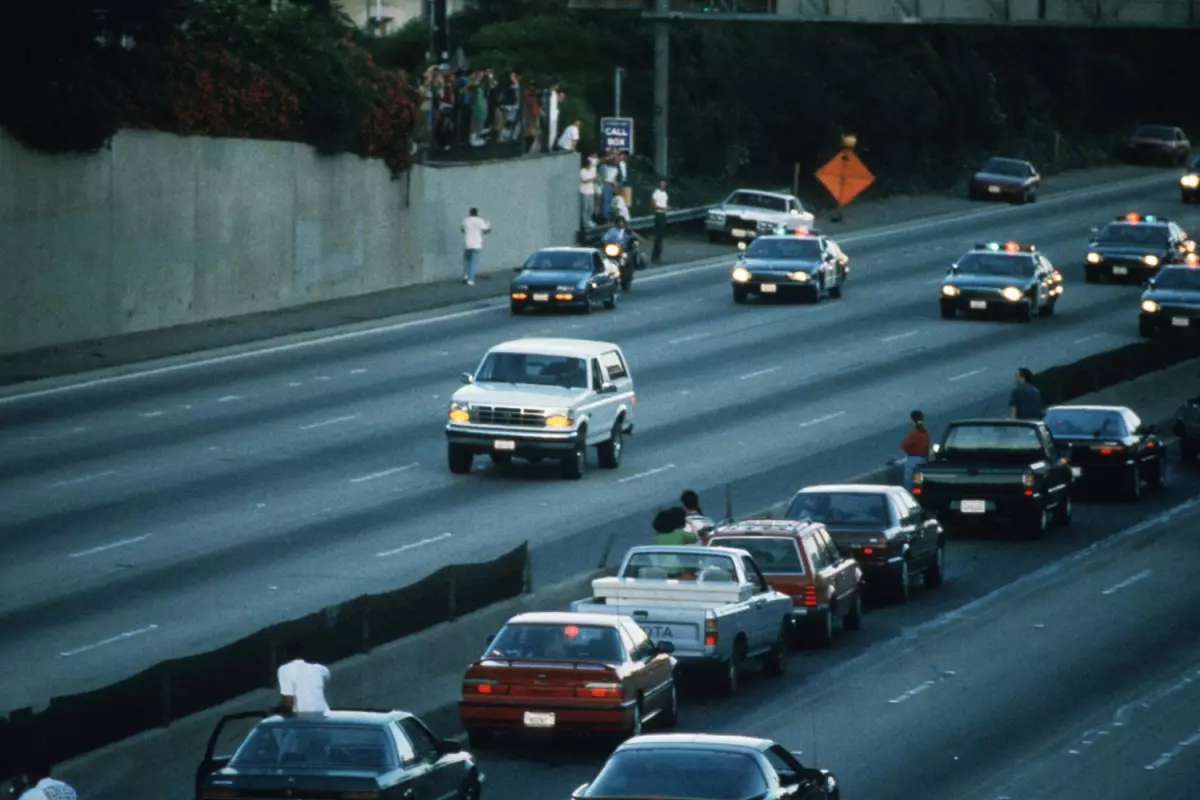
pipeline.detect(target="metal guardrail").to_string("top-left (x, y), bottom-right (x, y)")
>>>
top-left (590, 185), bottom-right (793, 235)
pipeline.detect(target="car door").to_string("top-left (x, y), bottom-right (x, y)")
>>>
top-left (816, 529), bottom-right (856, 604)
top-left (764, 745), bottom-right (826, 799)
top-left (395, 717), bottom-right (462, 800)
top-left (1121, 408), bottom-right (1156, 469)
top-left (800, 533), bottom-right (836, 613)
top-left (592, 251), bottom-right (616, 294)
top-left (600, 349), bottom-right (634, 423)
top-left (1034, 424), bottom-right (1071, 497)
top-left (896, 490), bottom-right (937, 566)
top-left (619, 619), bottom-right (674, 714)
top-left (387, 722), bottom-right (441, 800)
top-left (888, 492), bottom-right (925, 566)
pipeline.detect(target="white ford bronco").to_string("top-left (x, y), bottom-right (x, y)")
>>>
top-left (444, 338), bottom-right (636, 479)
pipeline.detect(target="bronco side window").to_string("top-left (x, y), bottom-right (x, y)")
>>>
top-left (590, 359), bottom-right (604, 389)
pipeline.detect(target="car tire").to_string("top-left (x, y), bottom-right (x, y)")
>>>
top-left (597, 420), bottom-right (624, 469)
top-left (829, 275), bottom-right (843, 299)
top-left (1039, 298), bottom-right (1055, 317)
top-left (924, 544), bottom-right (946, 589)
top-left (1085, 268), bottom-right (1098, 284)
top-left (448, 444), bottom-right (473, 475)
top-left (458, 771), bottom-right (482, 800)
top-left (892, 560), bottom-right (911, 604)
top-left (659, 681), bottom-right (679, 728)
top-left (561, 436), bottom-right (586, 480)
top-left (510, 302), bottom-right (524, 315)
top-left (1139, 318), bottom-right (1155, 338)
top-left (842, 592), bottom-right (863, 631)
top-left (940, 303), bottom-right (956, 320)
top-left (715, 644), bottom-right (743, 697)
top-left (762, 621), bottom-right (790, 676)
top-left (708, 232), bottom-right (724, 244)
top-left (1125, 465), bottom-right (1142, 501)
top-left (581, 291), bottom-right (595, 314)
top-left (603, 290), bottom-right (618, 310)
top-left (1019, 189), bottom-right (1030, 205)
top-left (1027, 507), bottom-right (1049, 539)
top-left (1028, 189), bottom-right (1038, 203)
top-left (490, 452), bottom-right (512, 466)
top-left (812, 608), bottom-right (835, 648)
top-left (1053, 494), bottom-right (1072, 526)
top-left (733, 286), bottom-right (749, 304)
top-left (1147, 456), bottom-right (1166, 490)
top-left (1018, 300), bottom-right (1034, 323)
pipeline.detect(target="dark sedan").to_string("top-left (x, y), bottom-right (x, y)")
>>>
top-left (1140, 260), bottom-right (1200, 336)
top-left (940, 242), bottom-right (1063, 322)
top-left (571, 733), bottom-right (840, 800)
top-left (195, 710), bottom-right (482, 800)
top-left (968, 157), bottom-right (1040, 204)
top-left (510, 247), bottom-right (619, 315)
top-left (1181, 153), bottom-right (1200, 203)
top-left (1085, 213), bottom-right (1194, 283)
top-left (1120, 124), bottom-right (1191, 165)
top-left (731, 234), bottom-right (847, 304)
top-left (1044, 405), bottom-right (1166, 500)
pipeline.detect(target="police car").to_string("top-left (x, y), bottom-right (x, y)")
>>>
top-left (1084, 212), bottom-right (1194, 283)
top-left (731, 229), bottom-right (849, 304)
top-left (1139, 253), bottom-right (1200, 337)
top-left (940, 241), bottom-right (1064, 322)
top-left (1181, 154), bottom-right (1200, 203)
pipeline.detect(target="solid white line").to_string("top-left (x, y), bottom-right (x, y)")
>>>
top-left (376, 532), bottom-right (453, 558)
top-left (1101, 568), bottom-right (1153, 596)
top-left (739, 366), bottom-right (781, 380)
top-left (59, 624), bottom-right (159, 657)
top-left (350, 463), bottom-right (419, 484)
top-left (139, 410), bottom-right (164, 418)
top-left (287, 381), bottom-right (302, 387)
top-left (68, 534), bottom-right (153, 559)
top-left (47, 470), bottom-right (116, 489)
top-left (618, 464), bottom-right (676, 484)
top-left (298, 414), bottom-right (360, 431)
top-left (0, 172), bottom-right (1170, 405)
top-left (949, 367), bottom-right (988, 382)
top-left (218, 395), bottom-right (242, 402)
top-left (799, 411), bottom-right (846, 428)
top-left (668, 332), bottom-right (712, 345)
top-left (882, 329), bottom-right (919, 343)
top-left (1074, 333), bottom-right (1105, 344)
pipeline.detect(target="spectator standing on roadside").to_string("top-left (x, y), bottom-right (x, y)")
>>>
top-left (544, 82), bottom-right (562, 151)
top-left (557, 118), bottom-right (581, 152)
top-left (899, 410), bottom-right (931, 490)
top-left (461, 207), bottom-right (492, 286)
top-left (277, 641), bottom-right (331, 714)
top-left (1009, 368), bottom-right (1044, 420)
top-left (579, 154), bottom-right (598, 232)
top-left (651, 180), bottom-right (670, 264)
top-left (499, 71), bottom-right (521, 143)
top-left (523, 80), bottom-right (542, 153)
top-left (597, 151), bottom-right (618, 221)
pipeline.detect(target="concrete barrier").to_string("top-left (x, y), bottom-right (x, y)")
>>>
top-left (0, 129), bottom-right (578, 355)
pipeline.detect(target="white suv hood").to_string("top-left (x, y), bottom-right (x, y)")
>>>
top-left (453, 382), bottom-right (590, 408)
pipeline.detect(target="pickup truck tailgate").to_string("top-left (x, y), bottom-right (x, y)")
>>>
top-left (921, 467), bottom-right (1030, 498)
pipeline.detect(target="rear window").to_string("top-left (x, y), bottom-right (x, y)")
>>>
top-left (1133, 125), bottom-right (1175, 140)
top-left (707, 536), bottom-right (803, 574)
top-left (621, 551), bottom-right (738, 582)
top-left (231, 724), bottom-right (392, 770)
top-left (785, 492), bottom-right (891, 526)
top-left (980, 158), bottom-right (1027, 177)
top-left (943, 425), bottom-right (1042, 452)
top-left (485, 623), bottom-right (623, 662)
top-left (587, 749), bottom-right (768, 799)
top-left (1044, 409), bottom-right (1127, 438)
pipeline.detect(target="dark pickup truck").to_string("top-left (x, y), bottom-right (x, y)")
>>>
top-left (911, 419), bottom-right (1075, 538)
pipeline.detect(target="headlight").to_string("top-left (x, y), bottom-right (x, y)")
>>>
top-left (788, 270), bottom-right (810, 282)
top-left (544, 408), bottom-right (572, 427)
top-left (709, 211), bottom-right (725, 221)
top-left (1182, 174), bottom-right (1200, 189)
top-left (1142, 299), bottom-right (1160, 313)
top-left (1143, 254), bottom-right (1160, 266)
top-left (448, 403), bottom-right (470, 422)
top-left (941, 285), bottom-right (960, 297)
top-left (1000, 286), bottom-right (1024, 302)
top-left (1052, 271), bottom-right (1064, 283)
top-left (603, 243), bottom-right (622, 257)
top-left (1086, 252), bottom-right (1102, 264)
top-left (732, 267), bottom-right (751, 283)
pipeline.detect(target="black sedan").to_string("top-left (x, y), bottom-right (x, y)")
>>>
top-left (968, 156), bottom-right (1040, 204)
top-left (571, 733), bottom-right (840, 800)
top-left (1084, 213), bottom-right (1193, 283)
top-left (1181, 153), bottom-right (1200, 203)
top-left (940, 242), bottom-right (1064, 322)
top-left (510, 247), bottom-right (620, 315)
top-left (195, 710), bottom-right (482, 800)
top-left (731, 234), bottom-right (847, 304)
top-left (1139, 259), bottom-right (1200, 336)
top-left (1044, 405), bottom-right (1166, 500)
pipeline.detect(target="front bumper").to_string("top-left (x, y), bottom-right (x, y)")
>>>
top-left (446, 423), bottom-right (580, 456)
top-left (511, 290), bottom-right (589, 309)
top-left (1141, 310), bottom-right (1200, 333)
top-left (1085, 260), bottom-right (1158, 281)
top-left (941, 295), bottom-right (1031, 316)
top-left (734, 279), bottom-right (817, 297)
top-left (972, 181), bottom-right (1025, 200)
top-left (460, 699), bottom-right (634, 734)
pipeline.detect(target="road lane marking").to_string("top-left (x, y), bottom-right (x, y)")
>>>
top-left (47, 470), bottom-right (117, 489)
top-left (948, 367), bottom-right (988, 382)
top-left (350, 463), bottom-right (419, 483)
top-left (315, 376), bottom-right (331, 381)
top-left (1074, 333), bottom-right (1105, 344)
top-left (888, 670), bottom-right (957, 704)
top-left (376, 532), bottom-right (453, 558)
top-left (1, 172), bottom-right (1171, 405)
top-left (882, 329), bottom-right (919, 342)
top-left (739, 366), bottom-right (781, 380)
top-left (619, 464), bottom-right (676, 484)
top-left (350, 368), bottom-right (367, 375)
top-left (68, 534), bottom-right (153, 559)
top-left (298, 414), bottom-right (360, 431)
top-left (799, 411), bottom-right (846, 428)
top-left (287, 381), bottom-right (302, 387)
top-left (1145, 727), bottom-right (1200, 771)
top-left (58, 624), bottom-right (159, 657)
top-left (218, 395), bottom-right (242, 402)
top-left (668, 332), bottom-right (711, 344)
top-left (139, 410), bottom-right (165, 418)
top-left (1101, 568), bottom-right (1152, 596)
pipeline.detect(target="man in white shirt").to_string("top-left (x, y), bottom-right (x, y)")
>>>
top-left (277, 641), bottom-right (331, 713)
top-left (578, 155), bottom-right (598, 233)
top-left (460, 207), bottom-right (492, 286)
top-left (597, 152), bottom-right (618, 221)
top-left (611, 192), bottom-right (630, 223)
top-left (556, 118), bottom-right (580, 152)
top-left (15, 757), bottom-right (77, 800)
top-left (545, 82), bottom-right (561, 151)
top-left (651, 180), bottom-right (670, 263)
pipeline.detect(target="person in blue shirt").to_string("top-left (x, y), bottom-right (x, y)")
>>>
top-left (602, 217), bottom-right (638, 248)
top-left (1009, 367), bottom-right (1044, 420)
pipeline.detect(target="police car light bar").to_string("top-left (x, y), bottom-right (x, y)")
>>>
top-left (1187, 253), bottom-right (1199, 267)
top-left (974, 242), bottom-right (1035, 252)
top-left (1120, 212), bottom-right (1165, 223)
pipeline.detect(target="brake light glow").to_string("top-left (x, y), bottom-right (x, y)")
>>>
top-left (564, 625), bottom-right (580, 639)
top-left (802, 584), bottom-right (818, 607)
top-left (465, 681), bottom-right (509, 695)
top-left (1022, 471), bottom-right (1034, 496)
top-left (862, 547), bottom-right (874, 555)
top-left (577, 682), bottom-right (623, 699)
top-left (704, 616), bottom-right (718, 646)
top-left (1188, 253), bottom-right (1199, 267)
top-left (1095, 445), bottom-right (1125, 455)
top-left (911, 471), bottom-right (923, 495)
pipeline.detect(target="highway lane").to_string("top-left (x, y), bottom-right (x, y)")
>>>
top-left (476, 481), bottom-right (1200, 800)
top-left (0, 170), bottom-right (1193, 714)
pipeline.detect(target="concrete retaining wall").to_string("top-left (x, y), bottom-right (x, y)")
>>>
top-left (0, 129), bottom-right (578, 355)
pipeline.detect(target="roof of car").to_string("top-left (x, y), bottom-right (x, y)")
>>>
top-left (711, 519), bottom-right (823, 537)
top-left (798, 484), bottom-right (898, 494)
top-left (529, 246), bottom-right (599, 255)
top-left (949, 418), bottom-right (1045, 426)
top-left (1045, 404), bottom-right (1128, 413)
top-left (488, 338), bottom-right (621, 357)
top-left (751, 234), bottom-right (822, 241)
top-left (259, 710), bottom-right (411, 726)
top-left (628, 544), bottom-right (745, 556)
top-left (983, 156), bottom-right (1031, 166)
top-left (620, 733), bottom-right (771, 751)
top-left (728, 189), bottom-right (792, 200)
top-left (506, 611), bottom-right (624, 627)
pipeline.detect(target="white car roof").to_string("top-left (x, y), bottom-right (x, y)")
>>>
top-left (729, 189), bottom-right (793, 201)
top-left (488, 338), bottom-right (622, 358)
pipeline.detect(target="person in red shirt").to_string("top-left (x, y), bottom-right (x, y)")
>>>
top-left (899, 410), bottom-right (931, 491)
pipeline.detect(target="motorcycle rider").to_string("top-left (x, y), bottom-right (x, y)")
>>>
top-left (602, 217), bottom-right (644, 277)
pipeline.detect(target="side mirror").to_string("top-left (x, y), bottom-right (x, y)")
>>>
top-left (598, 381), bottom-right (617, 394)
top-left (655, 640), bottom-right (676, 654)
top-left (439, 739), bottom-right (463, 754)
top-left (737, 241), bottom-right (747, 251)
top-left (460, 372), bottom-right (474, 385)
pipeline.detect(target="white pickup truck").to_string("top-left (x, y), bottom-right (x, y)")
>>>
top-left (570, 545), bottom-right (794, 695)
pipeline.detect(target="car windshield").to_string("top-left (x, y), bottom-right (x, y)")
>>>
top-left (980, 158), bottom-right (1026, 177)
top-left (1153, 268), bottom-right (1200, 290)
top-left (230, 724), bottom-right (392, 770)
top-left (785, 492), bottom-right (891, 526)
top-left (728, 192), bottom-right (788, 212)
top-left (522, 251), bottom-right (593, 271)
top-left (484, 623), bottom-right (624, 662)
top-left (1044, 409), bottom-right (1127, 438)
top-left (956, 252), bottom-right (1036, 277)
top-left (587, 749), bottom-right (769, 800)
top-left (475, 352), bottom-right (588, 388)
top-left (706, 536), bottom-right (803, 574)
top-left (943, 424), bottom-right (1043, 453)
top-left (621, 551), bottom-right (738, 582)
top-left (745, 238), bottom-right (821, 260)
top-left (1096, 223), bottom-right (1169, 247)
top-left (1133, 125), bottom-right (1175, 140)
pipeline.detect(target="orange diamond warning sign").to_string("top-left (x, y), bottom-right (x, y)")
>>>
top-left (815, 149), bottom-right (875, 207)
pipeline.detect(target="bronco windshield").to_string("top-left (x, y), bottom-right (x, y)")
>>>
top-left (475, 352), bottom-right (588, 388)
top-left (956, 252), bottom-right (1036, 277)
top-left (1096, 223), bottom-right (1169, 247)
top-left (1152, 268), bottom-right (1200, 291)
top-left (484, 623), bottom-right (624, 662)
top-left (1133, 125), bottom-right (1175, 140)
top-left (522, 251), bottom-right (593, 271)
top-left (1044, 408), bottom-right (1127, 439)
top-left (745, 238), bottom-right (821, 260)
top-left (231, 724), bottom-right (393, 770)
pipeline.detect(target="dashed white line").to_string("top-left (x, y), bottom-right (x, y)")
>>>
top-left (68, 534), bottom-right (153, 559)
top-left (350, 369), bottom-right (367, 375)
top-left (287, 382), bottom-right (302, 387)
top-left (882, 329), bottom-right (919, 343)
top-left (218, 395), bottom-right (242, 402)
top-left (72, 426), bottom-right (87, 433)
top-left (299, 414), bottom-right (361, 431)
top-left (1074, 333), bottom-right (1105, 344)
top-left (59, 624), bottom-right (159, 658)
top-left (47, 470), bottom-right (117, 489)
top-left (948, 367), bottom-right (988, 382)
top-left (669, 332), bottom-right (712, 345)
top-left (1101, 568), bottom-right (1152, 596)
top-left (1145, 727), bottom-right (1200, 771)
top-left (799, 411), bottom-right (846, 428)
top-left (350, 463), bottom-right (419, 483)
top-left (888, 670), bottom-right (957, 704)
top-left (739, 366), bottom-right (781, 380)
top-left (376, 532), bottom-right (453, 558)
top-left (139, 410), bottom-right (165, 418)
top-left (315, 376), bottom-right (331, 381)
top-left (619, 464), bottom-right (677, 484)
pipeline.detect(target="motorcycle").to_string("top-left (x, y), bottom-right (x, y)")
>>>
top-left (602, 238), bottom-right (645, 291)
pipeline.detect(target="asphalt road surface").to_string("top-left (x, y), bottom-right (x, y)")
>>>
top-left (1, 169), bottom-right (1193, 714)
top-left (474, 481), bottom-right (1200, 800)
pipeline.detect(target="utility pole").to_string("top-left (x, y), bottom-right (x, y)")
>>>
top-left (614, 67), bottom-right (625, 117)
top-left (652, 0), bottom-right (669, 177)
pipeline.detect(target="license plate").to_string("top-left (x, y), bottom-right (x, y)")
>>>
top-left (761, 284), bottom-right (777, 293)
top-left (970, 300), bottom-right (987, 310)
top-left (494, 440), bottom-right (516, 451)
top-left (641, 625), bottom-right (674, 639)
top-left (1071, 467), bottom-right (1082, 478)
top-left (523, 711), bottom-right (555, 728)
top-left (960, 499), bottom-right (987, 514)
top-left (732, 228), bottom-right (749, 237)
top-left (1173, 317), bottom-right (1189, 327)
top-left (532, 293), bottom-right (549, 302)
top-left (988, 186), bottom-right (1001, 194)
top-left (1112, 266), bottom-right (1128, 275)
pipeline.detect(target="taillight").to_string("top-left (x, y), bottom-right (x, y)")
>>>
top-left (1094, 445), bottom-right (1125, 455)
top-left (704, 617), bottom-right (718, 646)
top-left (1021, 471), bottom-right (1034, 496)
top-left (802, 585), bottom-right (818, 607)
top-left (464, 680), bottom-right (509, 695)
top-left (911, 471), bottom-right (923, 495)
top-left (862, 547), bottom-right (874, 555)
top-left (577, 682), bottom-right (623, 699)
